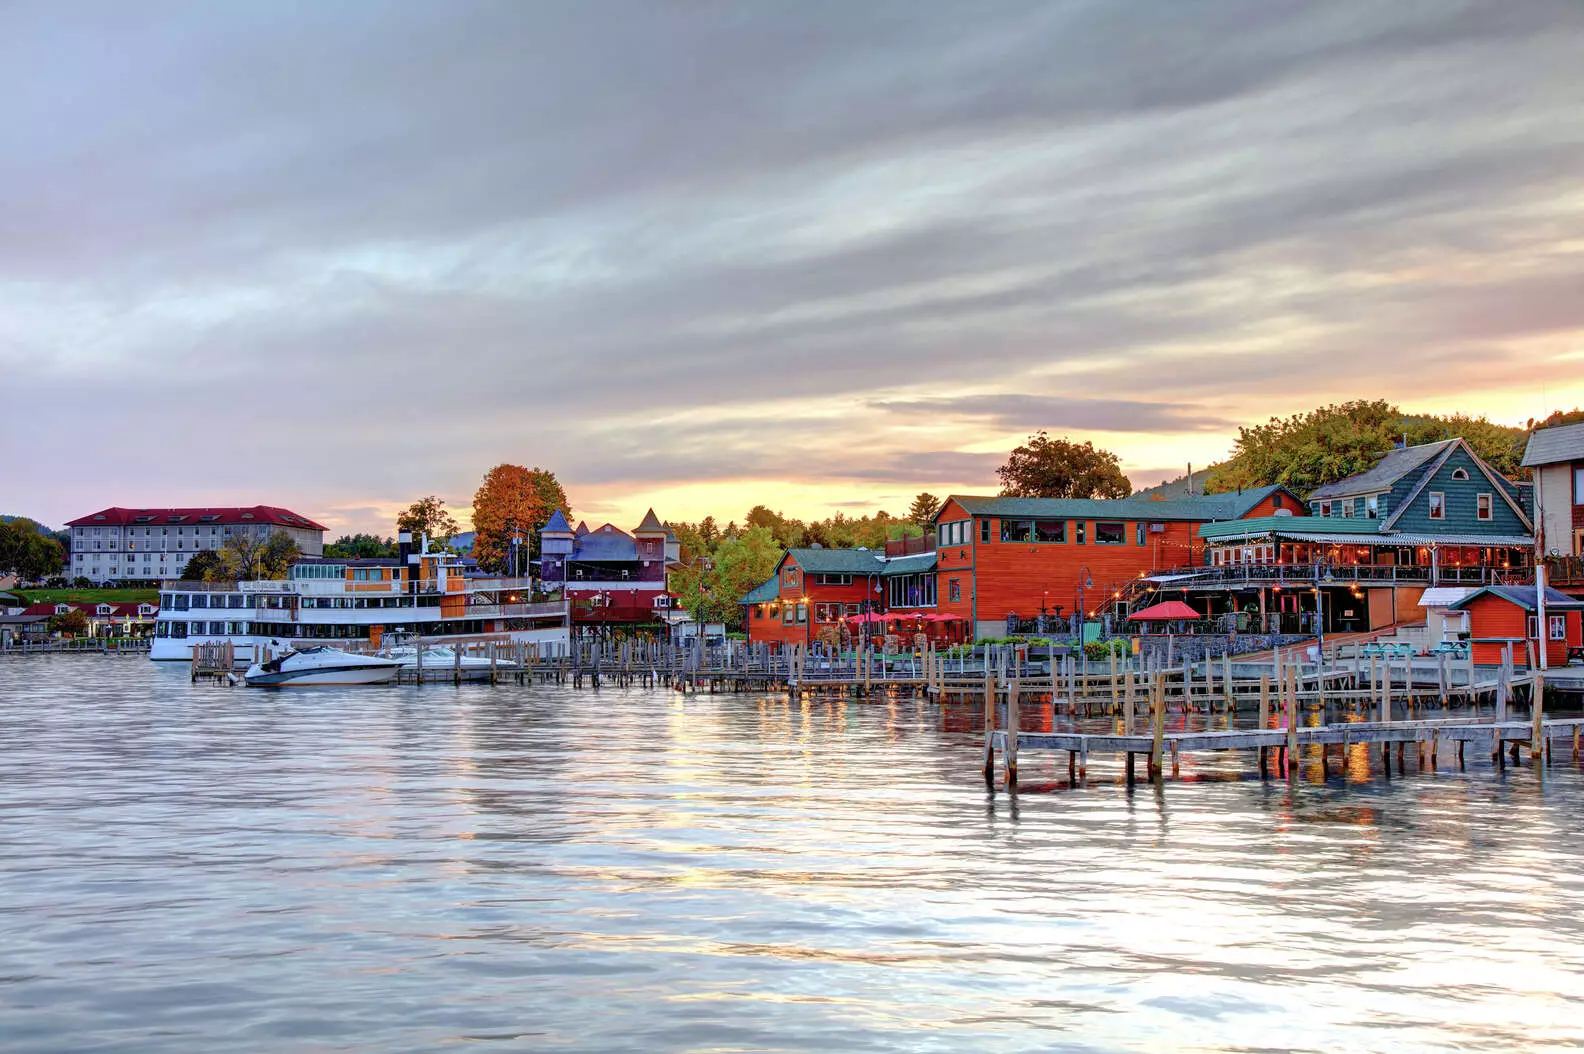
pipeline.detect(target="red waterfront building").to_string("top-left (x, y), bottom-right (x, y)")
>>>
top-left (931, 486), bottom-right (1302, 640)
top-left (1447, 585), bottom-right (1583, 667)
top-left (741, 541), bottom-right (962, 648)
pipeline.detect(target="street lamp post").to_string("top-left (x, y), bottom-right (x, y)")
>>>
top-left (1075, 566), bottom-right (1094, 642)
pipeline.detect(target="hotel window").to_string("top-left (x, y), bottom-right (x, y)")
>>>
top-left (1477, 493), bottom-right (1492, 520)
top-left (1428, 492), bottom-right (1445, 520)
top-left (1034, 519), bottom-right (1066, 543)
top-left (1000, 519), bottom-right (1033, 543)
top-left (948, 578), bottom-right (961, 603)
top-left (979, 519), bottom-right (991, 544)
top-left (1095, 521), bottom-right (1125, 545)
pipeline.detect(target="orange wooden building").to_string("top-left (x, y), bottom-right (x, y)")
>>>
top-left (1448, 585), bottom-right (1584, 667)
top-left (931, 486), bottom-right (1303, 639)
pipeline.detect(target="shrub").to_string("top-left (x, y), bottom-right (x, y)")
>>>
top-left (1083, 639), bottom-right (1127, 661)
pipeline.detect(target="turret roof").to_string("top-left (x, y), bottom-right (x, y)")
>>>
top-left (542, 509), bottom-right (572, 534)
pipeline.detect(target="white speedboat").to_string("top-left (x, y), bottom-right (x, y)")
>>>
top-left (387, 645), bottom-right (518, 671)
top-left (243, 646), bottom-right (402, 687)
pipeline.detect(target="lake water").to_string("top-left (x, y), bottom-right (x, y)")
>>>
top-left (3, 655), bottom-right (1583, 1052)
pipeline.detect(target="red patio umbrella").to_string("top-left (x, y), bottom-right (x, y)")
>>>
top-left (1128, 601), bottom-right (1202, 621)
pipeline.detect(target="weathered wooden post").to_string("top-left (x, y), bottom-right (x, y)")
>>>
top-left (1285, 666), bottom-right (1299, 773)
top-left (1531, 673), bottom-right (1545, 764)
top-left (1005, 678), bottom-right (1020, 788)
top-left (1109, 650), bottom-right (1120, 714)
top-left (1123, 669), bottom-right (1135, 734)
top-left (1149, 676), bottom-right (1166, 779)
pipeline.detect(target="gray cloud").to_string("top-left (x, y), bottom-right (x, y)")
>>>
top-left (4, 1), bottom-right (1583, 530)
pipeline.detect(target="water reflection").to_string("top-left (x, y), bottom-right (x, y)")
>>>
top-left (1, 655), bottom-right (1582, 1053)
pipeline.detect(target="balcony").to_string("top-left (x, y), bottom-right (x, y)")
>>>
top-left (1544, 555), bottom-right (1584, 587)
top-left (1168, 562), bottom-right (1511, 588)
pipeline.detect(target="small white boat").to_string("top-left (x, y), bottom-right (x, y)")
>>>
top-left (386, 645), bottom-right (516, 671)
top-left (243, 646), bottom-right (402, 687)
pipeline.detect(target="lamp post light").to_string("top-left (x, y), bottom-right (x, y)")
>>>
top-left (1075, 566), bottom-right (1094, 642)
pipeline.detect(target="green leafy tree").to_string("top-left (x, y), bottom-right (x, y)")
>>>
top-left (908, 492), bottom-right (942, 527)
top-left (1206, 400), bottom-right (1529, 494)
top-left (996, 432), bottom-right (1131, 499)
top-left (744, 506), bottom-right (806, 548)
top-left (324, 533), bottom-right (396, 558)
top-left (48, 608), bottom-right (89, 637)
top-left (0, 518), bottom-right (65, 582)
top-left (179, 550), bottom-right (225, 581)
top-left (1530, 408), bottom-right (1584, 430)
top-left (213, 530), bottom-right (299, 581)
top-left (395, 496), bottom-right (460, 548)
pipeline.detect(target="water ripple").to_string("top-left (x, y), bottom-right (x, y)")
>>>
top-left (2, 655), bottom-right (1582, 1052)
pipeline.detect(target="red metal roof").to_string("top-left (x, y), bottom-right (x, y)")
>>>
top-left (66, 506), bottom-right (328, 531)
top-left (22, 601), bottom-right (156, 617)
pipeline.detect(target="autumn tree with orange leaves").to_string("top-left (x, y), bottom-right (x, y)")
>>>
top-left (470, 464), bottom-right (571, 575)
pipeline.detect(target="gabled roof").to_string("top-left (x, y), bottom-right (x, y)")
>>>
top-left (1307, 441), bottom-right (1454, 500)
top-left (943, 485), bottom-right (1297, 523)
top-left (574, 521), bottom-right (590, 536)
top-left (634, 508), bottom-right (666, 534)
top-left (570, 524), bottom-right (636, 562)
top-left (541, 509), bottom-right (572, 534)
top-left (66, 505), bottom-right (328, 531)
top-left (1522, 422), bottom-right (1584, 468)
top-left (1449, 585), bottom-right (1584, 612)
top-left (1378, 438), bottom-right (1530, 533)
top-left (740, 578), bottom-right (779, 604)
top-left (781, 547), bottom-right (887, 575)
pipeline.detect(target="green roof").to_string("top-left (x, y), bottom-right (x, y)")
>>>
top-left (946, 485), bottom-right (1293, 523)
top-left (739, 577), bottom-right (779, 605)
top-left (1199, 516), bottom-right (1384, 541)
top-left (879, 552), bottom-right (937, 576)
top-left (782, 548), bottom-right (887, 574)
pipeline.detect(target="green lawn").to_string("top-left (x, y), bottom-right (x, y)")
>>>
top-left (15, 588), bottom-right (161, 605)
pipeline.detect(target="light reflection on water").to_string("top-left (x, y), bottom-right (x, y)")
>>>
top-left (2, 655), bottom-right (1582, 1052)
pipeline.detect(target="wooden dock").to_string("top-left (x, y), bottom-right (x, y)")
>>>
top-left (979, 665), bottom-right (1581, 790)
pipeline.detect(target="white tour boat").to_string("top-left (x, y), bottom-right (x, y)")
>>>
top-left (150, 532), bottom-right (570, 663)
top-left (243, 646), bottom-right (402, 687)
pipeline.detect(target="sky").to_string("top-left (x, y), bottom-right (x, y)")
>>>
top-left (3, 1), bottom-right (1583, 537)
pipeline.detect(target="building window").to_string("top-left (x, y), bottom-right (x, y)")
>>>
top-left (1428, 492), bottom-right (1445, 520)
top-left (781, 604), bottom-right (794, 625)
top-left (1137, 522), bottom-right (1145, 546)
top-left (1451, 468), bottom-right (1470, 481)
top-left (1477, 493), bottom-right (1492, 520)
top-left (1550, 615), bottom-right (1566, 641)
top-left (1319, 501), bottom-right (1332, 517)
top-left (1076, 522), bottom-right (1086, 544)
top-left (1341, 500), bottom-right (1354, 518)
top-left (1095, 521), bottom-right (1125, 545)
top-left (1274, 493), bottom-right (1284, 509)
top-left (948, 578), bottom-right (961, 603)
top-left (753, 606), bottom-right (763, 620)
top-left (1367, 495), bottom-right (1379, 518)
top-left (1034, 520), bottom-right (1066, 543)
top-left (1000, 519), bottom-right (1033, 543)
top-left (796, 603), bottom-right (807, 625)
top-left (813, 573), bottom-right (852, 586)
top-left (979, 519), bottom-right (991, 544)
top-left (1574, 466), bottom-right (1584, 505)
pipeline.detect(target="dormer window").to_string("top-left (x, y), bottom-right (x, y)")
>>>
top-left (55, 604), bottom-right (70, 614)
top-left (97, 604), bottom-right (112, 615)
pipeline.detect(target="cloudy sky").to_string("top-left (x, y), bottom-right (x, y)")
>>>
top-left (4, 1), bottom-right (1583, 535)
